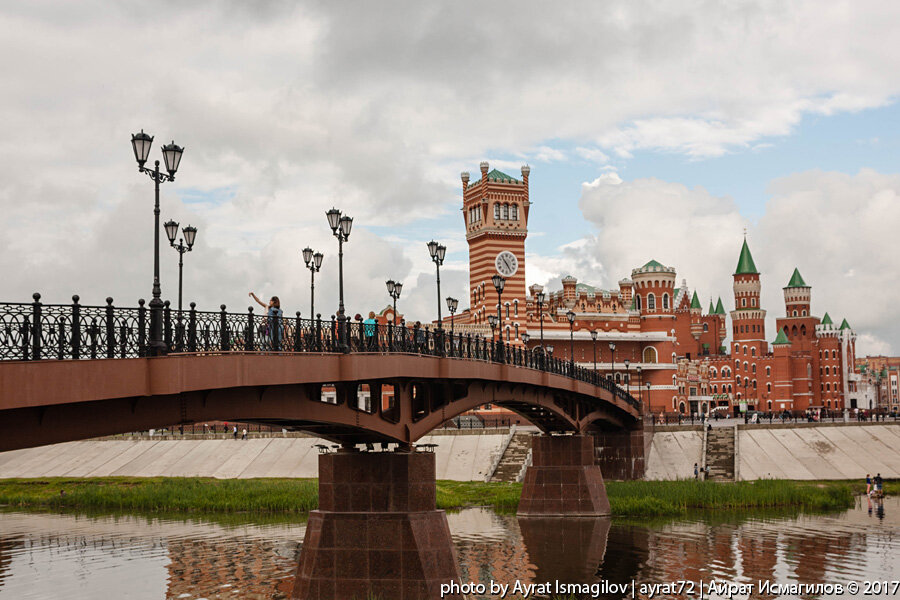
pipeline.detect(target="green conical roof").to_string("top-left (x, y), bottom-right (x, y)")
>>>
top-left (821, 312), bottom-right (833, 326)
top-left (641, 259), bottom-right (665, 269)
top-left (708, 299), bottom-right (716, 314)
top-left (773, 329), bottom-right (791, 345)
top-left (485, 169), bottom-right (519, 183)
top-left (715, 297), bottom-right (726, 315)
top-left (735, 238), bottom-right (759, 275)
top-left (629, 297), bottom-right (636, 310)
top-left (690, 291), bottom-right (702, 309)
top-left (786, 267), bottom-right (807, 288)
top-left (840, 318), bottom-right (851, 330)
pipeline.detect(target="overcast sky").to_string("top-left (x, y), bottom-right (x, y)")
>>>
top-left (2, 1), bottom-right (900, 355)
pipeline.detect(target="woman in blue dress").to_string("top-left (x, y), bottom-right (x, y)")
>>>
top-left (250, 292), bottom-right (283, 350)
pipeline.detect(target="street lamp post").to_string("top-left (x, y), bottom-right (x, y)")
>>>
top-left (427, 240), bottom-right (447, 326)
top-left (163, 220), bottom-right (197, 350)
top-left (590, 329), bottom-right (598, 375)
top-left (609, 342), bottom-right (617, 384)
top-left (623, 359), bottom-right (631, 392)
top-left (646, 381), bottom-right (651, 414)
top-left (521, 332), bottom-right (530, 363)
top-left (487, 314), bottom-right (498, 361)
top-left (566, 310), bottom-right (576, 374)
top-left (326, 208), bottom-right (353, 352)
top-left (302, 247), bottom-right (324, 320)
top-left (446, 296), bottom-right (459, 335)
top-left (492, 275), bottom-right (506, 361)
top-left (535, 291), bottom-right (546, 352)
top-left (131, 130), bottom-right (184, 356)
top-left (386, 279), bottom-right (403, 348)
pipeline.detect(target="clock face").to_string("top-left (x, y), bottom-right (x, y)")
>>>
top-left (495, 250), bottom-right (518, 277)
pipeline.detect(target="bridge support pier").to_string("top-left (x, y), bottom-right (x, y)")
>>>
top-left (518, 434), bottom-right (611, 516)
top-left (292, 450), bottom-right (462, 600)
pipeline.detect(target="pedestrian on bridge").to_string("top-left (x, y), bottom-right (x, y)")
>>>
top-left (364, 311), bottom-right (377, 350)
top-left (250, 292), bottom-right (283, 350)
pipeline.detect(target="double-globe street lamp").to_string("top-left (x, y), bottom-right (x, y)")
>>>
top-left (590, 329), bottom-right (598, 377)
top-left (386, 279), bottom-right (403, 346)
top-left (492, 275), bottom-right (506, 358)
top-left (163, 219), bottom-right (197, 349)
top-left (131, 130), bottom-right (184, 356)
top-left (427, 240), bottom-right (447, 327)
top-left (446, 297), bottom-right (459, 336)
top-left (487, 314), bottom-right (498, 360)
top-left (609, 341), bottom-right (617, 384)
top-left (566, 310), bottom-right (576, 374)
top-left (535, 290), bottom-right (546, 352)
top-left (326, 208), bottom-right (353, 352)
top-left (302, 247), bottom-right (324, 319)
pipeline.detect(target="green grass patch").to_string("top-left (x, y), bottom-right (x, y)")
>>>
top-left (0, 477), bottom-right (859, 517)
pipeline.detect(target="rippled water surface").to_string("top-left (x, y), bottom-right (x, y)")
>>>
top-left (0, 496), bottom-right (897, 599)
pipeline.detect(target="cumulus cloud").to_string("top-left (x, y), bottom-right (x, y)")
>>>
top-left (4, 0), bottom-right (900, 337)
top-left (535, 170), bottom-right (900, 355)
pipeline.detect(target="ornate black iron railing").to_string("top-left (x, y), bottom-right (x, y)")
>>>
top-left (0, 294), bottom-right (640, 410)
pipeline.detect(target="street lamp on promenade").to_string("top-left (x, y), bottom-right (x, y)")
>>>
top-left (163, 219), bottom-right (197, 348)
top-left (487, 314), bottom-right (498, 360)
top-left (492, 275), bottom-right (506, 359)
top-left (590, 330), bottom-right (598, 376)
top-left (303, 247), bottom-right (324, 319)
top-left (131, 130), bottom-right (184, 356)
top-left (623, 359), bottom-right (631, 391)
top-left (566, 310), bottom-right (576, 372)
top-left (326, 208), bottom-right (352, 351)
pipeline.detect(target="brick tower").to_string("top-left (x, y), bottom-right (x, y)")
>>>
top-left (730, 238), bottom-right (767, 406)
top-left (462, 162), bottom-right (530, 342)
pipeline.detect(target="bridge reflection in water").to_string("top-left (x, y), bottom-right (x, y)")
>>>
top-left (0, 500), bottom-right (898, 599)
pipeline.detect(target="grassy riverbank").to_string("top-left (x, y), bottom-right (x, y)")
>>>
top-left (0, 477), bottom-right (862, 516)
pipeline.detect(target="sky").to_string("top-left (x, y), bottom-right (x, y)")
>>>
top-left (2, 1), bottom-right (900, 355)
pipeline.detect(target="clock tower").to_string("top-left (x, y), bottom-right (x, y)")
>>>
top-left (462, 161), bottom-right (530, 342)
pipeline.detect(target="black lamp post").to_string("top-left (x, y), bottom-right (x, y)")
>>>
top-left (609, 341), bottom-right (617, 383)
top-left (326, 208), bottom-right (352, 352)
top-left (487, 314), bottom-right (498, 360)
top-left (446, 297), bottom-right (459, 335)
top-left (535, 291), bottom-right (546, 352)
top-left (492, 275), bottom-right (506, 360)
top-left (386, 279), bottom-right (403, 347)
top-left (645, 381), bottom-right (651, 413)
top-left (590, 329), bottom-right (598, 374)
top-left (623, 358), bottom-right (631, 391)
top-left (303, 247), bottom-right (324, 319)
top-left (427, 240), bottom-right (447, 328)
top-left (566, 310), bottom-right (576, 371)
top-left (163, 219), bottom-right (197, 349)
top-left (131, 130), bottom-right (184, 356)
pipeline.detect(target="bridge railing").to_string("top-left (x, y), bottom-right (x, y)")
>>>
top-left (0, 295), bottom-right (641, 411)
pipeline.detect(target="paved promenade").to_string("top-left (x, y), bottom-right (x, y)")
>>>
top-left (645, 422), bottom-right (900, 481)
top-left (0, 432), bottom-right (506, 481)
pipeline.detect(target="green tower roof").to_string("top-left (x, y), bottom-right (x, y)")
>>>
top-left (840, 318), bottom-right (851, 330)
top-left (735, 238), bottom-right (759, 275)
top-left (715, 297), bottom-right (726, 315)
top-left (786, 267), bottom-right (807, 288)
top-left (629, 297), bottom-right (636, 310)
top-left (690, 291), bottom-right (702, 309)
top-left (773, 329), bottom-right (791, 345)
top-left (821, 312), bottom-right (833, 326)
top-left (485, 169), bottom-right (519, 183)
top-left (708, 299), bottom-right (716, 314)
top-left (641, 259), bottom-right (665, 269)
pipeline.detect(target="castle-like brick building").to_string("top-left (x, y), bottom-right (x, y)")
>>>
top-left (454, 162), bottom-right (861, 416)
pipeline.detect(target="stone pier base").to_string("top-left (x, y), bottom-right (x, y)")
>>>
top-left (292, 451), bottom-right (462, 600)
top-left (517, 435), bottom-right (611, 516)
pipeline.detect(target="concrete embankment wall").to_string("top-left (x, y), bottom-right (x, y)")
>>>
top-left (0, 432), bottom-right (506, 481)
top-left (644, 422), bottom-right (900, 481)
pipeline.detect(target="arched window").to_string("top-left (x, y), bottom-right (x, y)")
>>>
top-left (514, 299), bottom-right (519, 316)
top-left (826, 383), bottom-right (831, 392)
top-left (703, 323), bottom-right (709, 332)
top-left (742, 298), bottom-right (747, 307)
top-left (662, 294), bottom-right (669, 309)
top-left (494, 203), bottom-right (500, 220)
top-left (743, 345), bottom-right (748, 356)
top-left (713, 384), bottom-right (718, 393)
top-left (832, 350), bottom-right (837, 358)
top-left (510, 204), bottom-right (518, 220)
top-left (744, 377), bottom-right (749, 388)
top-left (751, 347), bottom-right (756, 357)
top-left (505, 302), bottom-right (510, 319)
top-left (792, 310), bottom-right (798, 316)
top-left (710, 367), bottom-right (717, 377)
top-left (672, 375), bottom-right (677, 385)
top-left (728, 384), bottom-right (732, 393)
top-left (802, 309), bottom-right (807, 316)
top-left (767, 383), bottom-right (771, 393)
top-left (801, 325), bottom-right (807, 336)
top-left (743, 361), bottom-right (749, 371)
top-left (752, 380), bottom-right (757, 389)
top-left (791, 325), bottom-right (798, 336)
top-left (636, 295), bottom-right (642, 310)
top-left (648, 294), bottom-right (656, 310)
top-left (766, 366), bottom-right (771, 376)
top-left (825, 366), bottom-right (830, 375)
top-left (500, 204), bottom-right (509, 220)
top-left (643, 347), bottom-right (658, 363)
top-left (752, 364), bottom-right (757, 374)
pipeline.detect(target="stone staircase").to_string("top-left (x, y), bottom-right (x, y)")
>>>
top-left (705, 427), bottom-right (735, 481)
top-left (490, 432), bottom-right (533, 482)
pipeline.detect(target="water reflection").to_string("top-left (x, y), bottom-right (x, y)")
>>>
top-left (0, 497), bottom-right (896, 599)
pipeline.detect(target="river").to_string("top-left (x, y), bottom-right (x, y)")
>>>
top-left (0, 496), bottom-right (897, 599)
